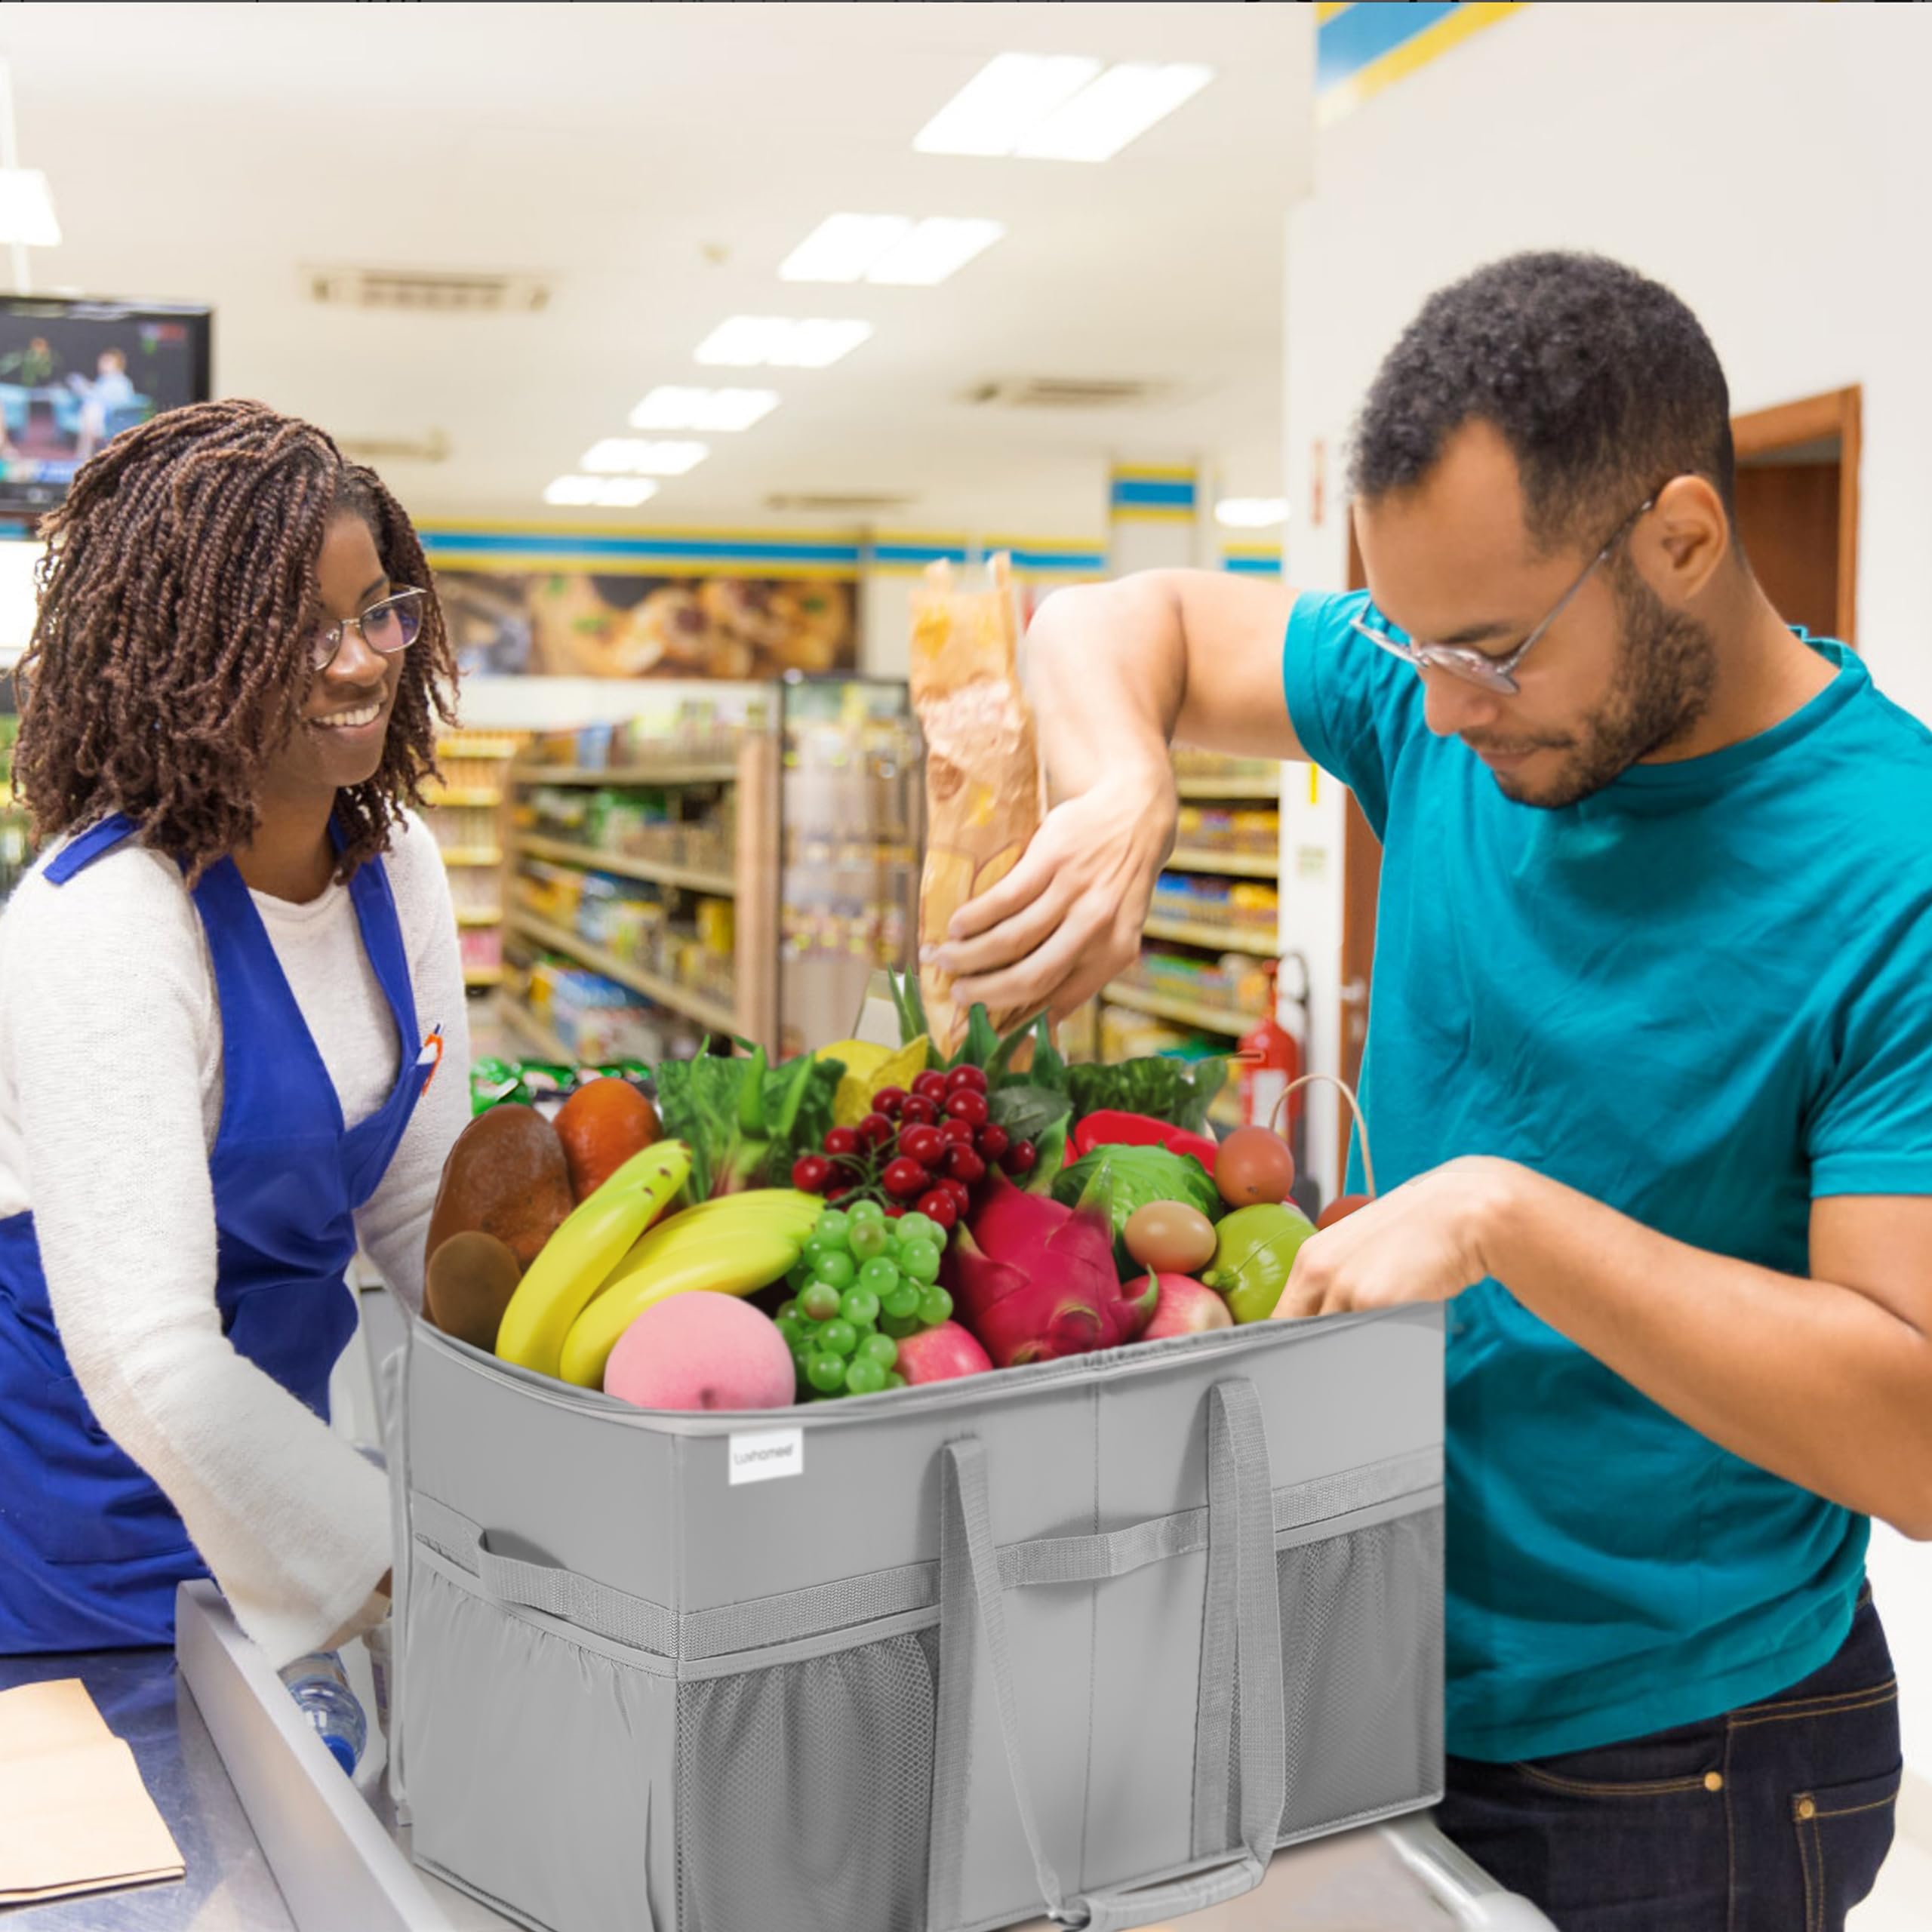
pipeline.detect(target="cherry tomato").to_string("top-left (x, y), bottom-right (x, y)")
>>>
top-left (792, 1155), bottom-right (833, 1192)
top-left (872, 1087), bottom-right (908, 1118)
top-left (912, 1071), bottom-right (950, 1102)
top-left (1003, 1140), bottom-right (1038, 1177)
top-left (943, 1088), bottom-right (989, 1127)
top-left (940, 1116), bottom-right (977, 1145)
top-left (946, 1065), bottom-right (989, 1094)
top-left (946, 1145), bottom-right (987, 1184)
top-left (900, 1095), bottom-right (939, 1127)
top-left (824, 1127), bottom-right (861, 1159)
top-left (940, 1177), bottom-right (974, 1212)
top-left (857, 1112), bottom-right (894, 1149)
top-left (915, 1189), bottom-right (958, 1230)
top-left (882, 1157), bottom-right (930, 1199)
top-left (900, 1124), bottom-right (946, 1166)
top-left (884, 1204), bottom-right (907, 1220)
top-left (977, 1123), bottom-right (1011, 1161)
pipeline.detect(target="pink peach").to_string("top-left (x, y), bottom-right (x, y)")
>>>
top-left (603, 1294), bottom-right (796, 1411)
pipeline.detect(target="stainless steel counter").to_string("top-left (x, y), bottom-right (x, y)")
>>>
top-left (0, 1645), bottom-right (291, 1930)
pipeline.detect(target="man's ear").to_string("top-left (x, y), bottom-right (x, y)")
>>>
top-left (1638, 472), bottom-right (1732, 604)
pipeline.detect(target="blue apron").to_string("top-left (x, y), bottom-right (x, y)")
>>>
top-left (0, 814), bottom-right (435, 1652)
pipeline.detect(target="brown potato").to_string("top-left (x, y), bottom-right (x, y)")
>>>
top-left (425, 1104), bottom-right (574, 1272)
top-left (425, 1231), bottom-right (524, 1352)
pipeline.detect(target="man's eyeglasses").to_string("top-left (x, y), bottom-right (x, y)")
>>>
top-left (1347, 497), bottom-right (1656, 695)
top-left (309, 587), bottom-right (429, 674)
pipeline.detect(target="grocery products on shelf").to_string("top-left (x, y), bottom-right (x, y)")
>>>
top-left (1172, 801), bottom-right (1280, 859)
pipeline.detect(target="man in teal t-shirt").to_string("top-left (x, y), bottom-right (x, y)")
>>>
top-left (929, 253), bottom-right (1930, 1928)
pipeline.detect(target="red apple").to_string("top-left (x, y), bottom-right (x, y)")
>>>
top-left (1142, 1273), bottom-right (1235, 1341)
top-left (894, 1320), bottom-right (993, 1386)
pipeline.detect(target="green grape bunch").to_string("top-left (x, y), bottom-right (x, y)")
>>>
top-left (776, 1201), bottom-right (955, 1399)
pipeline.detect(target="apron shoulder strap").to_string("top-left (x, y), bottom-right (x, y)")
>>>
top-left (44, 814), bottom-right (144, 887)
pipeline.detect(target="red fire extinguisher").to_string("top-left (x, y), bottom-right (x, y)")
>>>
top-left (1238, 956), bottom-right (1304, 1136)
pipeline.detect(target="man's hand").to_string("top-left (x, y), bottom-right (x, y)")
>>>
top-left (1275, 1155), bottom-right (1523, 1319)
top-left (930, 771), bottom-right (1177, 1021)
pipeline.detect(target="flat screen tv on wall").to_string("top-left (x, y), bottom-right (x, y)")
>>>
top-left (0, 296), bottom-right (213, 516)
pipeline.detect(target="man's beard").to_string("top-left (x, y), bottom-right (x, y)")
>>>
top-left (1491, 558), bottom-right (1718, 809)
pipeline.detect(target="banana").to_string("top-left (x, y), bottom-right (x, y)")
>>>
top-left (611, 1189), bottom-right (820, 1278)
top-left (495, 1140), bottom-right (694, 1380)
top-left (558, 1223), bottom-right (805, 1389)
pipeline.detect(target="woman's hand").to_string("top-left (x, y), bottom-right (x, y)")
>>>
top-left (928, 771), bottom-right (1177, 1022)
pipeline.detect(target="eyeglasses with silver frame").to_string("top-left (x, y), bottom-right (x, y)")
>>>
top-left (1346, 497), bottom-right (1657, 696)
top-left (309, 586), bottom-right (429, 674)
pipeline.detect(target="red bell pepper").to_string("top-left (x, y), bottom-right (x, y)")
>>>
top-left (1071, 1109), bottom-right (1220, 1174)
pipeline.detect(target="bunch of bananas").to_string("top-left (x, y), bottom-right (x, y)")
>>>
top-left (493, 1139), bottom-right (820, 1389)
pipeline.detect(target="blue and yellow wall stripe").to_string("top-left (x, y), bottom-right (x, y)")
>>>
top-left (1109, 466), bottom-right (1198, 525)
top-left (1222, 547), bottom-right (1282, 578)
top-left (1317, 2), bottom-right (1526, 127)
top-left (420, 524), bottom-right (1106, 581)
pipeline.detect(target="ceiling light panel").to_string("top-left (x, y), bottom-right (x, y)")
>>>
top-left (1016, 62), bottom-right (1214, 162)
top-left (780, 214), bottom-right (913, 284)
top-left (913, 54), bottom-right (1213, 162)
top-left (580, 438), bottom-right (709, 476)
top-left (913, 53), bottom-right (1100, 157)
top-left (694, 316), bottom-right (872, 368)
top-left (544, 475), bottom-right (660, 508)
top-left (1214, 497), bottom-right (1291, 529)
top-left (867, 217), bottom-right (1004, 286)
top-left (629, 386), bottom-right (779, 432)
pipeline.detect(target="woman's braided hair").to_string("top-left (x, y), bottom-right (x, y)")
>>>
top-left (14, 398), bottom-right (457, 879)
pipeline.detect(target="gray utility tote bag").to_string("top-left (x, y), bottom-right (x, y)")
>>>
top-left (384, 1300), bottom-right (1444, 1932)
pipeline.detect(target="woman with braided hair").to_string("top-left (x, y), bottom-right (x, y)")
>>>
top-left (0, 398), bottom-right (472, 1661)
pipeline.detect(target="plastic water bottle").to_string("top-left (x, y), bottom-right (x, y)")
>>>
top-left (281, 1651), bottom-right (368, 1776)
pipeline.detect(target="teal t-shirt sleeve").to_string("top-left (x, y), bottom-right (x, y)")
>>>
top-left (1808, 911), bottom-right (1932, 1197)
top-left (1281, 588), bottom-right (1428, 840)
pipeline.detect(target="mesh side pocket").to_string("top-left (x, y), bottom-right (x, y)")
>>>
top-left (676, 1626), bottom-right (938, 1932)
top-left (1259, 1504), bottom-right (1444, 1843)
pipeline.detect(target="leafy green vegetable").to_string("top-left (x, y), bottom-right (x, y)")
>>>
top-left (1027, 1115), bottom-right (1069, 1195)
top-left (988, 1083), bottom-right (1074, 1147)
top-left (1027, 1014), bottom-right (1068, 1091)
top-left (655, 1048), bottom-right (844, 1197)
top-left (1066, 1056), bottom-right (1229, 1135)
top-left (950, 1003), bottom-right (1001, 1072)
top-left (1052, 1145), bottom-right (1222, 1274)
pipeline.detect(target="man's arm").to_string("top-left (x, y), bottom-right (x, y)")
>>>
top-left (939, 570), bottom-right (1302, 1020)
top-left (1277, 1158), bottom-right (1932, 1539)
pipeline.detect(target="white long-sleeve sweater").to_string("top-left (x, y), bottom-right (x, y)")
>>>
top-left (0, 810), bottom-right (470, 1667)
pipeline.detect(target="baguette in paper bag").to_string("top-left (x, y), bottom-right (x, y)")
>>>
top-left (909, 555), bottom-right (1042, 1056)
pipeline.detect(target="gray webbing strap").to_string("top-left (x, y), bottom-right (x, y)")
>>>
top-left (411, 1494), bottom-right (678, 1659)
top-left (926, 1380), bottom-right (1287, 1932)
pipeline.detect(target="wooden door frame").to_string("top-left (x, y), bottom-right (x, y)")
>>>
top-left (1730, 384), bottom-right (1860, 645)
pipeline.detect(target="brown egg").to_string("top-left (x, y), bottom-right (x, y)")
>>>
top-left (1123, 1200), bottom-right (1219, 1275)
top-left (1214, 1126), bottom-right (1297, 1209)
top-left (425, 1231), bottom-right (524, 1353)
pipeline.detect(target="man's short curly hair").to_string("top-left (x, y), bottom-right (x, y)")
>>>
top-left (1349, 251), bottom-right (1736, 555)
top-left (14, 398), bottom-right (456, 880)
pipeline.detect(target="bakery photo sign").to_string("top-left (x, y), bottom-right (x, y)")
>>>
top-left (434, 568), bottom-right (858, 681)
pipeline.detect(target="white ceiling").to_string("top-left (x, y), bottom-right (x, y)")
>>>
top-left (1, 2), bottom-right (1312, 538)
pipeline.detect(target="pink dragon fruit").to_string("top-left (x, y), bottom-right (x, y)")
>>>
top-left (944, 1168), bottom-right (1157, 1368)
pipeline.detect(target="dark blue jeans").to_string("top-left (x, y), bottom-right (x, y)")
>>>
top-left (1436, 1590), bottom-right (1900, 1931)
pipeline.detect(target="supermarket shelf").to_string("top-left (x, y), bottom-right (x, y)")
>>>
top-left (512, 761), bottom-right (739, 788)
top-left (507, 910), bottom-right (739, 1035)
top-left (497, 993), bottom-right (574, 1063)
top-left (424, 786), bottom-right (502, 808)
top-left (456, 906), bottom-right (503, 928)
top-left (1165, 848), bottom-right (1278, 880)
top-left (440, 741), bottom-right (518, 761)
top-left (1174, 774), bottom-right (1281, 801)
top-left (464, 965), bottom-right (505, 989)
top-left (1143, 917), bottom-right (1280, 957)
top-left (1103, 980), bottom-right (1254, 1038)
top-left (513, 834), bottom-right (736, 898)
top-left (439, 848), bottom-right (503, 867)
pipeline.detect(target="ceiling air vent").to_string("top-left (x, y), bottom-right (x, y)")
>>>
top-left (961, 376), bottom-right (1168, 410)
top-left (765, 491), bottom-right (916, 515)
top-left (337, 429), bottom-right (451, 465)
top-left (306, 267), bottom-right (551, 313)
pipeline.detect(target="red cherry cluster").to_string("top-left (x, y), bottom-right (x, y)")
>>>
top-left (790, 1066), bottom-right (1038, 1232)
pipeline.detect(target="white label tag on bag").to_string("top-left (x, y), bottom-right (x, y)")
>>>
top-left (728, 1427), bottom-right (804, 1486)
